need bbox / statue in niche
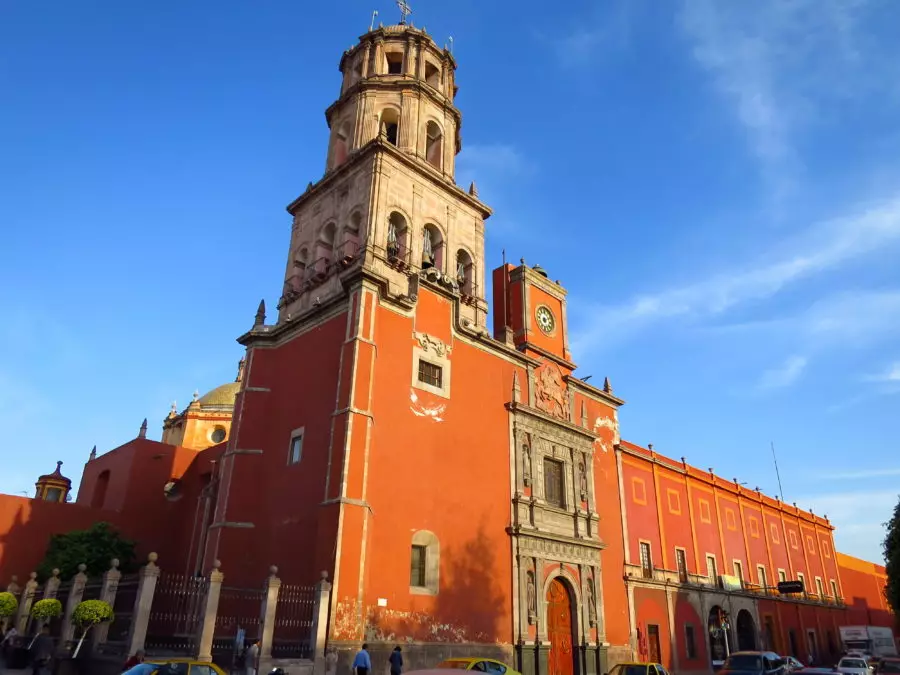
[579,460,588,501]
[523,445,532,486]
[526,570,536,623]
[587,578,597,626]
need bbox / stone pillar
[15,572,39,634]
[196,560,224,663]
[92,559,122,646]
[126,553,160,657]
[61,564,88,646]
[259,566,281,662]
[310,571,332,675]
[2,576,20,633]
[44,569,61,600]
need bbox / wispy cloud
[456,143,533,179]
[757,355,807,390]
[796,488,896,562]
[543,0,641,67]
[864,361,900,382]
[570,194,900,353]
[678,0,888,204]
[817,468,900,480]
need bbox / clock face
[535,305,555,334]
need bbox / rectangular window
[675,548,688,583]
[815,577,824,598]
[417,360,443,388]
[778,569,787,583]
[757,565,768,589]
[410,545,427,587]
[733,560,743,581]
[647,624,661,663]
[830,579,838,598]
[640,542,653,578]
[543,458,565,507]
[797,572,805,592]
[685,624,697,659]
[288,432,303,465]
[706,554,717,581]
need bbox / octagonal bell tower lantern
[277,1,491,330]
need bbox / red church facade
[1,17,896,675]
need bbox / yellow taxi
[144,658,228,675]
[436,657,523,675]
[608,662,671,675]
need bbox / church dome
[198,381,241,408]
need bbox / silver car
[837,657,874,675]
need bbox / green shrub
[71,599,113,626]
[30,598,63,620]
[0,592,17,618]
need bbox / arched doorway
[708,606,729,664]
[546,578,577,675]
[737,610,757,651]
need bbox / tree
[883,495,900,613]
[71,599,114,657]
[37,522,136,581]
[28,598,63,647]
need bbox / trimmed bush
[0,592,17,618]
[31,598,63,620]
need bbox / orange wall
[838,552,894,628]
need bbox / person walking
[389,645,403,675]
[246,639,260,675]
[352,643,372,675]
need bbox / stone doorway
[546,578,577,675]
[737,610,757,651]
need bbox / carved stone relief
[413,331,451,357]
[534,362,569,421]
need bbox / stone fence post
[61,564,88,647]
[196,560,224,663]
[259,566,281,662]
[310,571,332,675]
[15,572,39,634]
[44,569,62,600]
[2,576,20,633]
[126,553,160,657]
[92,559,122,647]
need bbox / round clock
[535,305,556,334]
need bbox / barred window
[417,360,443,388]
[543,458,564,507]
[410,545,427,587]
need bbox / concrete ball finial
[320,570,329,580]
[148,552,159,564]
[213,559,222,571]
[52,568,60,578]
[269,565,279,576]
[77,564,87,573]
[111,558,120,569]
[10,575,18,583]
[29,571,37,581]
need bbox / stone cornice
[565,376,625,408]
[325,77,461,130]
[506,401,599,442]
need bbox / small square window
[288,433,303,465]
[410,544,427,587]
[417,360,443,388]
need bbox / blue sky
[2,1,898,563]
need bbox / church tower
[276,18,491,328]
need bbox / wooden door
[547,578,575,675]
[648,624,661,663]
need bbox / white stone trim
[411,343,451,399]
[410,530,440,596]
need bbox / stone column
[195,561,224,663]
[259,566,281,662]
[44,569,61,600]
[310,571,332,675]
[1,576,20,633]
[61,564,88,646]
[92,559,122,646]
[126,553,160,657]
[15,572,39,634]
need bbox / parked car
[836,657,874,675]
[719,651,786,675]
[145,658,228,674]
[784,657,806,672]
[435,658,522,675]
[607,662,672,675]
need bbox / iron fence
[102,573,140,653]
[271,583,317,659]
[144,572,208,656]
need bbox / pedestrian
[389,645,403,675]
[123,649,145,671]
[246,639,260,675]
[29,625,54,675]
[352,643,372,675]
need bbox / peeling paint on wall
[410,389,445,422]
[365,606,498,644]
[334,598,363,640]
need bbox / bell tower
[276,17,491,327]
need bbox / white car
[784,657,805,672]
[837,657,873,675]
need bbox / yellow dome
[198,381,240,408]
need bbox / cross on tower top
[396,0,412,24]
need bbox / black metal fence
[144,572,208,656]
[271,582,317,659]
[99,573,140,656]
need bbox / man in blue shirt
[352,643,372,675]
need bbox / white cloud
[796,489,896,562]
[456,144,532,178]
[570,194,900,352]
[865,361,900,382]
[757,355,807,390]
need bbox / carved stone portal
[534,363,569,421]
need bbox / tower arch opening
[338,211,362,266]
[424,61,441,89]
[456,248,474,295]
[421,224,444,271]
[312,222,336,279]
[331,121,351,169]
[425,121,443,170]
[387,211,409,264]
[380,108,400,146]
[385,49,403,75]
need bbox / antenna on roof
[771,441,785,502]
[369,10,378,31]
